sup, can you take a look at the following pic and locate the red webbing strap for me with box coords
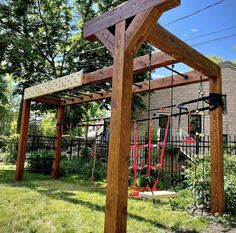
[188,111,192,135]
[133,121,138,185]
[152,115,170,191]
[147,118,153,177]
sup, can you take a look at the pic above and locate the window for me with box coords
[158,113,170,141]
[159,113,170,129]
[222,95,227,113]
[223,134,228,144]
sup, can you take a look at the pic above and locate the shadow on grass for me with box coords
[0,167,199,233]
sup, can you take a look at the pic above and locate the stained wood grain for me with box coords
[33,96,61,106]
[62,70,208,106]
[209,73,225,214]
[84,0,180,40]
[104,20,133,233]
[52,106,65,179]
[83,51,175,85]
[147,24,220,78]
[95,29,115,55]
[15,100,31,180]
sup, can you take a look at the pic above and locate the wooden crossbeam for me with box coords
[147,24,220,78]
[84,0,180,40]
[33,96,61,106]
[61,70,208,106]
[29,51,175,106]
[24,71,83,100]
[83,51,175,85]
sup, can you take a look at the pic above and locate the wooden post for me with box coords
[104,20,134,233]
[16,99,31,180]
[209,71,225,214]
[52,106,65,179]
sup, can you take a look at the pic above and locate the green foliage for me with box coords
[0,75,8,112]
[208,55,224,64]
[40,113,56,136]
[0,134,19,164]
[215,213,236,226]
[0,0,147,131]
[60,157,107,180]
[184,154,236,214]
[0,75,18,136]
[129,167,181,190]
[169,189,193,211]
[26,150,53,174]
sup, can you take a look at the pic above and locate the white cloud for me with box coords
[190,28,199,32]
[152,74,165,79]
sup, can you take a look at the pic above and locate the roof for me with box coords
[219,61,236,71]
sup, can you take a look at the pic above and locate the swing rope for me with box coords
[152,115,170,191]
[90,124,98,189]
[146,46,152,179]
[193,74,206,214]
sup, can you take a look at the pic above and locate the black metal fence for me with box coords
[25,134,236,159]
[23,134,236,181]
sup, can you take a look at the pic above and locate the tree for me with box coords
[0,0,148,134]
[0,75,18,136]
[0,75,8,113]
[0,0,81,131]
[208,55,224,64]
[40,113,56,136]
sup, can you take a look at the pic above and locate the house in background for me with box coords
[134,61,236,143]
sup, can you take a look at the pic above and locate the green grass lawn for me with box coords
[0,163,210,233]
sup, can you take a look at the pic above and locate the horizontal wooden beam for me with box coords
[147,24,220,78]
[33,96,61,106]
[26,51,176,106]
[24,71,83,100]
[83,51,176,85]
[84,0,180,40]
[61,70,208,106]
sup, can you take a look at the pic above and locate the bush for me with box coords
[169,189,193,210]
[128,167,180,190]
[184,154,236,214]
[60,157,107,180]
[0,134,19,164]
[26,150,53,175]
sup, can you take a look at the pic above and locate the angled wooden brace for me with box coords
[147,24,220,77]
[125,0,180,54]
[95,29,115,55]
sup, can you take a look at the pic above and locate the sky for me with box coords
[153,0,236,77]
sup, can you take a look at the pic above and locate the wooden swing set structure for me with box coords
[16,1,224,232]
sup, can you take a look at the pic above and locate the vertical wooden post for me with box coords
[104,20,134,233]
[209,71,225,214]
[16,99,31,180]
[52,105,65,179]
